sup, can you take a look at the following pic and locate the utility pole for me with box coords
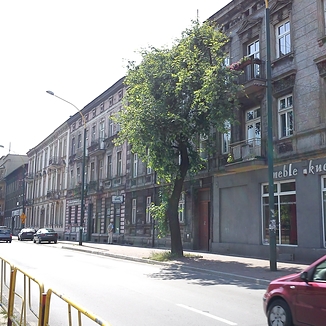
[265,0,277,271]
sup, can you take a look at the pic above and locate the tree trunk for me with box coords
[167,142,189,257]
[167,177,184,257]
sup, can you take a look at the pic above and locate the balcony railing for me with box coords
[229,138,262,161]
[88,138,105,155]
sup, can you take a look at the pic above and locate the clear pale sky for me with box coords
[0,0,231,156]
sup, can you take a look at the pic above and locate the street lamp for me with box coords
[46,90,86,246]
[265,0,277,271]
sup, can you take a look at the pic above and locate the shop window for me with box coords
[321,176,326,247]
[262,180,297,245]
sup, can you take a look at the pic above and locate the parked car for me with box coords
[18,228,36,241]
[263,254,326,326]
[0,228,12,243]
[33,228,58,244]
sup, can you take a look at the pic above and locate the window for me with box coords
[222,121,231,154]
[99,120,105,140]
[90,162,95,181]
[133,153,138,178]
[262,181,297,245]
[117,151,122,176]
[178,193,185,223]
[246,108,261,141]
[276,20,291,57]
[77,133,82,149]
[74,205,78,224]
[70,169,74,187]
[107,155,112,178]
[77,167,81,183]
[247,40,260,77]
[146,196,151,224]
[108,116,114,136]
[99,160,103,180]
[146,148,152,174]
[245,108,261,157]
[71,137,76,154]
[199,134,208,159]
[132,199,137,224]
[91,125,96,142]
[224,53,230,67]
[278,94,293,138]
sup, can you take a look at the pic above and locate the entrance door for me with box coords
[197,189,210,251]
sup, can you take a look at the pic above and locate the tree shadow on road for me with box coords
[147,256,305,290]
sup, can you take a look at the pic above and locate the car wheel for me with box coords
[38,238,42,244]
[267,299,293,326]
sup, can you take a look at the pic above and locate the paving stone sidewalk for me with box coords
[59,241,309,284]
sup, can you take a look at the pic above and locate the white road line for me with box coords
[177,304,237,325]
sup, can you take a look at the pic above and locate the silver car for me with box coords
[0,228,12,243]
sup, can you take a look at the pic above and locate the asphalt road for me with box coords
[1,240,268,326]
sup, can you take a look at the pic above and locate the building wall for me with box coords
[209,0,326,262]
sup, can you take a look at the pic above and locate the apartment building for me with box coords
[0,154,28,233]
[66,77,128,242]
[208,0,326,262]
[26,122,69,237]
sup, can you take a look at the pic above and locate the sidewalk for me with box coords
[59,241,309,284]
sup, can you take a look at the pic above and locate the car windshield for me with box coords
[0,230,10,234]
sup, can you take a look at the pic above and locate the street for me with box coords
[1,241,268,326]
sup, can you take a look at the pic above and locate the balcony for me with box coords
[46,190,61,200]
[88,138,106,156]
[67,185,82,198]
[87,180,103,194]
[236,58,266,100]
[25,199,33,206]
[25,173,35,183]
[49,156,66,168]
[225,138,266,172]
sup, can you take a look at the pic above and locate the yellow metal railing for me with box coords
[0,256,110,326]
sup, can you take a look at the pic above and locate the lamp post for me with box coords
[46,90,86,246]
[265,0,277,271]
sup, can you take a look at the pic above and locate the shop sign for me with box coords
[274,160,326,179]
[67,199,81,206]
[112,195,124,204]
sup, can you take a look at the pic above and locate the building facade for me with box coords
[208,0,326,262]
[0,154,28,234]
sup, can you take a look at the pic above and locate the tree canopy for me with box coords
[115,21,242,256]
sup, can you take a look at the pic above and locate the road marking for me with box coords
[177,304,237,325]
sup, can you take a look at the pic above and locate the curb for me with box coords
[61,245,271,286]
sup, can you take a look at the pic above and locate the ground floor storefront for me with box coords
[211,157,326,263]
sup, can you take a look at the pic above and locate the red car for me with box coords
[263,254,326,326]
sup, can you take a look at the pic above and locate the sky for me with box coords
[0,0,231,157]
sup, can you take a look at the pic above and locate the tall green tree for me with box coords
[116,21,242,257]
